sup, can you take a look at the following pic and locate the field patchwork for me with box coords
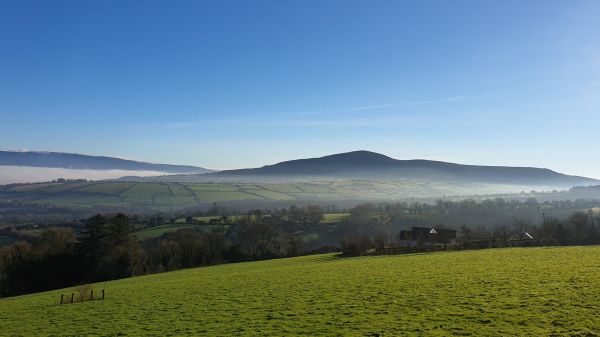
[0,179,568,213]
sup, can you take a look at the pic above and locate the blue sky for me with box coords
[1,0,599,177]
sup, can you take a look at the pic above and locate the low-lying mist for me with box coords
[0,166,166,184]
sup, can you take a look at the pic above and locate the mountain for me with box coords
[0,151,214,174]
[209,150,597,187]
[13,149,594,189]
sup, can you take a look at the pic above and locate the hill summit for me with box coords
[211,150,597,187]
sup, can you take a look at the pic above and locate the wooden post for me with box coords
[60,294,64,304]
[102,288,105,299]
[70,293,74,303]
[90,289,93,300]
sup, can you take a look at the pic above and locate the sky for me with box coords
[0,0,599,178]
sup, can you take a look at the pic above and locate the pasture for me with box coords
[135,224,224,240]
[0,179,540,214]
[1,246,599,336]
[322,212,350,223]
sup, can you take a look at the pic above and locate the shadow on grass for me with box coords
[333,249,473,260]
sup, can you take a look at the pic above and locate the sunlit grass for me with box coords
[321,213,350,223]
[2,247,600,336]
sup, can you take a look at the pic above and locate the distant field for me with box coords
[135,224,224,240]
[322,212,350,223]
[190,215,254,223]
[133,213,346,240]
[0,180,545,213]
[2,247,599,336]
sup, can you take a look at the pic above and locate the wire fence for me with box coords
[59,288,105,305]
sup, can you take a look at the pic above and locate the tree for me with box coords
[305,205,324,227]
[511,218,529,237]
[568,212,590,240]
[0,241,35,295]
[341,235,373,256]
[282,232,304,257]
[102,213,142,278]
[110,213,134,246]
[76,214,140,280]
[76,214,110,261]
[373,225,390,250]
[459,224,472,242]
[39,228,76,255]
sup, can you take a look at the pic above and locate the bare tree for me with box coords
[512,217,529,237]
[373,225,390,250]
[282,232,304,257]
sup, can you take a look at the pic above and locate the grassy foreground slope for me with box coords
[2,247,600,336]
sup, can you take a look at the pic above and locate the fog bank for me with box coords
[0,166,164,184]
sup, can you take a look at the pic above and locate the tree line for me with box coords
[0,204,330,297]
[338,201,600,255]
[2,199,599,297]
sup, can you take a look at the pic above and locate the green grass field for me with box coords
[322,212,350,223]
[135,224,224,240]
[1,247,599,336]
[0,179,545,213]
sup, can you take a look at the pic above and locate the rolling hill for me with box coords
[0,151,215,184]
[2,247,600,336]
[190,151,597,187]
[0,179,520,214]
[4,180,599,220]
[0,151,213,174]
[1,151,599,218]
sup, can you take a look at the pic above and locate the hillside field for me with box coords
[0,180,551,213]
[1,247,600,336]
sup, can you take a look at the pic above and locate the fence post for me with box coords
[90,289,93,300]
[70,293,74,303]
[102,289,105,299]
[60,294,64,304]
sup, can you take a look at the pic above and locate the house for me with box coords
[399,226,457,246]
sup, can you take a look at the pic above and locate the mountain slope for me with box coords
[0,151,213,174]
[211,150,597,186]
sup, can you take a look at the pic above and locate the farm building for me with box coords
[399,227,457,246]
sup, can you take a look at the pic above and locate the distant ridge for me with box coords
[4,150,597,189]
[209,150,597,187]
[0,151,214,174]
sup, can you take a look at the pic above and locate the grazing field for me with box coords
[0,179,547,214]
[2,247,600,336]
[322,212,350,223]
[135,224,224,240]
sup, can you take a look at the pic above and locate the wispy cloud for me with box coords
[126,121,198,131]
[288,94,494,117]
[124,94,494,131]
[235,112,500,129]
